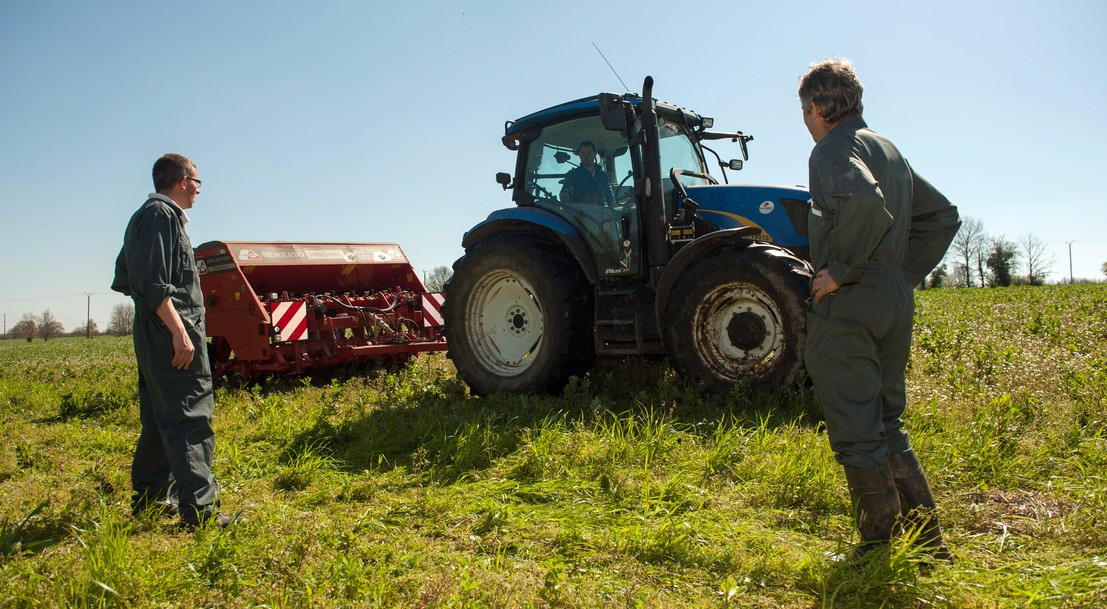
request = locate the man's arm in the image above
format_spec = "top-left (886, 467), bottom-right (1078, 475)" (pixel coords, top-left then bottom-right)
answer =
top-left (156, 296), bottom-right (195, 370)
top-left (601, 170), bottom-right (614, 204)
top-left (903, 170), bottom-right (961, 286)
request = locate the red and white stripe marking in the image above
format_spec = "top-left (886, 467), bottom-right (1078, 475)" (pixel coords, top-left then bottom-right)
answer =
top-left (422, 293), bottom-right (444, 327)
top-left (270, 301), bottom-right (308, 341)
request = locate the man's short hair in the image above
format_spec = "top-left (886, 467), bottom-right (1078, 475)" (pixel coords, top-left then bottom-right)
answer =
top-left (798, 58), bottom-right (864, 124)
top-left (577, 141), bottom-right (597, 154)
top-left (152, 153), bottom-right (196, 192)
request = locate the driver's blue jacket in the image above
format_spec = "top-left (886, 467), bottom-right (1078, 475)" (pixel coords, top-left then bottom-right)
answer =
top-left (560, 165), bottom-right (614, 204)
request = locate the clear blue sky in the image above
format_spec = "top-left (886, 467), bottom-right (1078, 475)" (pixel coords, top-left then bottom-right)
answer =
top-left (3, 0), bottom-right (1105, 332)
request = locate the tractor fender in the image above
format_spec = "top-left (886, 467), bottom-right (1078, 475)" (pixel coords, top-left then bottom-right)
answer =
top-left (654, 227), bottom-right (792, 336)
top-left (462, 207), bottom-right (599, 285)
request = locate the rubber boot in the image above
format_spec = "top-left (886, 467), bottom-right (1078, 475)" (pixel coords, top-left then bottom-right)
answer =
top-left (842, 464), bottom-right (902, 560)
top-left (888, 449), bottom-right (952, 561)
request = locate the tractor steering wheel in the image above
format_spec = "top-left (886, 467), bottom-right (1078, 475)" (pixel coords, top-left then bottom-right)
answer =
top-left (612, 172), bottom-right (634, 205)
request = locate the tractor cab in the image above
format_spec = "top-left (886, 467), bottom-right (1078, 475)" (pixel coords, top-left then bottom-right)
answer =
top-left (500, 94), bottom-right (716, 279)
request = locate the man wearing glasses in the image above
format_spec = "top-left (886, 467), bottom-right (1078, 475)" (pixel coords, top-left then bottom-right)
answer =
top-left (112, 153), bottom-right (234, 530)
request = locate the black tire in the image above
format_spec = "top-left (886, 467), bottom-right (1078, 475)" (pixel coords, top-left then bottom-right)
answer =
top-left (444, 234), bottom-right (594, 395)
top-left (663, 244), bottom-right (810, 394)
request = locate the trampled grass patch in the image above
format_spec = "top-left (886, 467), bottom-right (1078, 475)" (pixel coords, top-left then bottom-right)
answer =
top-left (1, 285), bottom-right (1106, 607)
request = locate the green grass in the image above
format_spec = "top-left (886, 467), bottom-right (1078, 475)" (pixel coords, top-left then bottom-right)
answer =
top-left (1, 284), bottom-right (1105, 608)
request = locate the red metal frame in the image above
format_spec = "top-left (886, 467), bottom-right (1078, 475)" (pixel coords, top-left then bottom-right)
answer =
top-left (195, 241), bottom-right (446, 380)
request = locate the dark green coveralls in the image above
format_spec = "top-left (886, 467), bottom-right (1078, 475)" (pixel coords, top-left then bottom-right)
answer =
top-left (111, 196), bottom-right (219, 521)
top-left (805, 115), bottom-right (960, 470)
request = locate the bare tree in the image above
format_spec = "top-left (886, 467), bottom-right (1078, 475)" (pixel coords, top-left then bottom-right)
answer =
top-left (950, 216), bottom-right (986, 287)
top-left (38, 310), bottom-right (65, 341)
top-left (108, 303), bottom-right (135, 336)
top-left (1102, 261), bottom-right (1107, 279)
top-left (12, 313), bottom-right (37, 341)
top-left (424, 265), bottom-right (453, 293)
top-left (949, 262), bottom-right (970, 288)
top-left (69, 319), bottom-right (99, 337)
top-left (1019, 232), bottom-right (1055, 286)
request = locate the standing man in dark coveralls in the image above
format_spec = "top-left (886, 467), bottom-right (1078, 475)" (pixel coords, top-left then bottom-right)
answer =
top-left (799, 59), bottom-right (960, 560)
top-left (112, 153), bottom-right (234, 529)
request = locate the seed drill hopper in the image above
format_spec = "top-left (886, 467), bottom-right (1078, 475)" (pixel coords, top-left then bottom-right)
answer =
top-left (194, 241), bottom-right (446, 381)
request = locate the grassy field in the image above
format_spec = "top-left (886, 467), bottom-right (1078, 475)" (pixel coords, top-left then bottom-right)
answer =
top-left (1, 285), bottom-right (1105, 608)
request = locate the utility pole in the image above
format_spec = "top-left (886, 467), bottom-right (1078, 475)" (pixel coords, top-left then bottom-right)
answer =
top-left (1066, 241), bottom-right (1075, 284)
top-left (86, 292), bottom-right (93, 338)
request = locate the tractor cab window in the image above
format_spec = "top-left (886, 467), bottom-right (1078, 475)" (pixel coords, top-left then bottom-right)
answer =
top-left (657, 117), bottom-right (710, 218)
top-left (524, 116), bottom-right (640, 276)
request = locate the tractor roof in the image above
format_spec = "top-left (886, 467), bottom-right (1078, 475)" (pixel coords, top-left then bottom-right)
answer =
top-left (504, 93), bottom-right (708, 139)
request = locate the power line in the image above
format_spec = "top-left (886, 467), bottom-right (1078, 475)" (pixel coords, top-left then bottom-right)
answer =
top-left (0, 291), bottom-right (116, 304)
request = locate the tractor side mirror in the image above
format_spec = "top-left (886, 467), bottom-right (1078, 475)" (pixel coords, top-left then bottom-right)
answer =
top-left (553, 151), bottom-right (571, 164)
top-left (599, 92), bottom-right (627, 131)
top-left (728, 159), bottom-right (743, 171)
top-left (495, 172), bottom-right (512, 190)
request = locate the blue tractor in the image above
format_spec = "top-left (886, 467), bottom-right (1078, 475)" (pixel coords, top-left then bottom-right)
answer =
top-left (445, 77), bottom-right (812, 395)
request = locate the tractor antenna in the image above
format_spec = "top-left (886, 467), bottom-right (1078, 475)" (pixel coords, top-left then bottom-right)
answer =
top-left (593, 43), bottom-right (630, 93)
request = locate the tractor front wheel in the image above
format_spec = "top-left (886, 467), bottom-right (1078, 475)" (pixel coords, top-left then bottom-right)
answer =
top-left (663, 244), bottom-right (810, 394)
top-left (444, 235), bottom-right (594, 396)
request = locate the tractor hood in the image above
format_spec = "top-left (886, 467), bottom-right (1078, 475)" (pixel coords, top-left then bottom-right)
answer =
top-left (685, 184), bottom-right (811, 249)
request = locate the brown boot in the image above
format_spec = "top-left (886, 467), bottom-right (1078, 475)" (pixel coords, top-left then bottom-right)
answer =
top-left (179, 506), bottom-right (244, 532)
top-left (888, 449), bottom-right (952, 561)
top-left (842, 464), bottom-right (902, 560)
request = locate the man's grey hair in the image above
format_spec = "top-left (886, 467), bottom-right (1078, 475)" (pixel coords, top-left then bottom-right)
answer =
top-left (798, 58), bottom-right (864, 123)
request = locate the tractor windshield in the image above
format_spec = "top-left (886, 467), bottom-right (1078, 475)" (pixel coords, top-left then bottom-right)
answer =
top-left (658, 117), bottom-right (709, 212)
top-left (523, 116), bottom-right (640, 276)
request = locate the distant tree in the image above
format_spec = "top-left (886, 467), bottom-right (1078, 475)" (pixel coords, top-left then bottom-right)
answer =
top-left (13, 313), bottom-right (37, 342)
top-left (950, 216), bottom-right (986, 287)
top-left (1101, 261), bottom-right (1107, 279)
top-left (1019, 232), bottom-right (1054, 286)
top-left (38, 310), bottom-right (65, 341)
top-left (108, 303), bottom-right (135, 336)
top-left (69, 319), bottom-right (99, 337)
top-left (985, 236), bottom-right (1018, 287)
top-left (928, 263), bottom-right (948, 289)
top-left (949, 262), bottom-right (970, 288)
top-left (424, 265), bottom-right (453, 293)
top-left (975, 245), bottom-right (988, 288)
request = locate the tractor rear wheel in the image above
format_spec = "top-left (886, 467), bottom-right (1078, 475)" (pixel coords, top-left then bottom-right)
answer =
top-left (444, 234), bottom-right (594, 396)
top-left (663, 244), bottom-right (810, 394)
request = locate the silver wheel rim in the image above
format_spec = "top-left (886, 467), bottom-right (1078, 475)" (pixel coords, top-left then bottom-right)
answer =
top-left (465, 269), bottom-right (544, 376)
top-left (692, 283), bottom-right (785, 382)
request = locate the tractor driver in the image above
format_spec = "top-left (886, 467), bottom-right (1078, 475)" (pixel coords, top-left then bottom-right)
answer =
top-left (560, 140), bottom-right (614, 205)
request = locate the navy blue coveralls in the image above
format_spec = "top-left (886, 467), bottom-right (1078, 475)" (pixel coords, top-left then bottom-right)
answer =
top-left (111, 196), bottom-right (220, 520)
top-left (805, 115), bottom-right (960, 469)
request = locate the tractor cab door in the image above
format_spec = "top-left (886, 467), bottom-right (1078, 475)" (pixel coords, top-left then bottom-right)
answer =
top-left (522, 116), bottom-right (641, 277)
top-left (656, 116), bottom-right (713, 224)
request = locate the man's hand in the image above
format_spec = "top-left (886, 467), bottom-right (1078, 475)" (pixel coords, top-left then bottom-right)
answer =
top-left (812, 268), bottom-right (841, 304)
top-left (170, 329), bottom-right (195, 370)
top-left (157, 296), bottom-right (195, 370)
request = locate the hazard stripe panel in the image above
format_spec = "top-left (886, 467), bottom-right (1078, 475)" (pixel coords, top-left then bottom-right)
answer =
top-left (422, 293), bottom-right (445, 327)
top-left (270, 301), bottom-right (308, 341)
